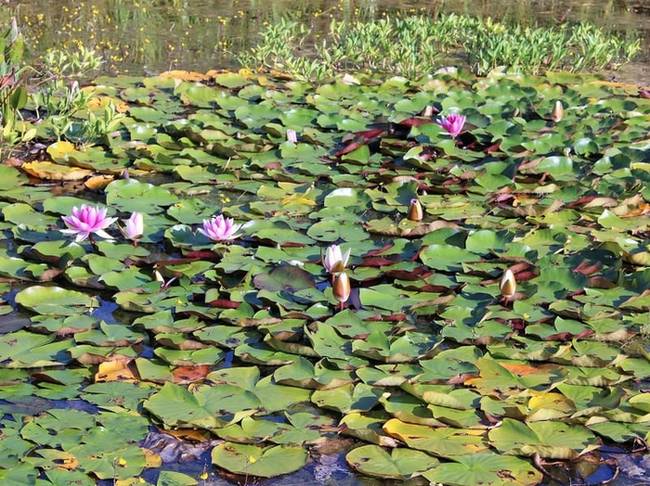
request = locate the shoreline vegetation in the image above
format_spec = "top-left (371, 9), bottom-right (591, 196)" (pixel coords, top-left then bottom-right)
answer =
top-left (239, 15), bottom-right (641, 80)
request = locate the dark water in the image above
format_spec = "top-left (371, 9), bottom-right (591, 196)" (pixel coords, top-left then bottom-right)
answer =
top-left (2, 0), bottom-right (649, 82)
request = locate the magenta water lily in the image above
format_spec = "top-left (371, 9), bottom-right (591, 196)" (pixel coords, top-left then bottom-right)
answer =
top-left (199, 215), bottom-right (242, 242)
top-left (437, 113), bottom-right (466, 138)
top-left (61, 205), bottom-right (117, 242)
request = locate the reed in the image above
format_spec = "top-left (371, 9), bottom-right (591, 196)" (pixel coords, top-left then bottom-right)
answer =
top-left (240, 14), bottom-right (641, 80)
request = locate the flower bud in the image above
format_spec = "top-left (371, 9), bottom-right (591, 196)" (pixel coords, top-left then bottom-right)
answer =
top-left (407, 199), bottom-right (424, 222)
top-left (500, 269), bottom-right (517, 299)
top-left (121, 212), bottom-right (144, 241)
top-left (333, 272), bottom-right (351, 304)
top-left (551, 101), bottom-right (564, 123)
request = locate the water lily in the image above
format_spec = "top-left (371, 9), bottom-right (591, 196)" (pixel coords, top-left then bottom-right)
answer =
top-left (61, 205), bottom-right (117, 242)
top-left (500, 269), bottom-right (517, 299)
top-left (198, 215), bottom-right (242, 242)
top-left (552, 100), bottom-right (564, 123)
top-left (322, 244), bottom-right (351, 274)
top-left (437, 113), bottom-right (466, 138)
top-left (407, 198), bottom-right (424, 222)
top-left (333, 271), bottom-right (351, 305)
top-left (121, 212), bottom-right (144, 241)
top-left (286, 129), bottom-right (298, 144)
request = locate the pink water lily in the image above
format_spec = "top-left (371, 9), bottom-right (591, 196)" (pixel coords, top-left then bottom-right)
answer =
top-left (437, 113), bottom-right (466, 138)
top-left (198, 215), bottom-right (242, 242)
top-left (121, 212), bottom-right (144, 241)
top-left (61, 205), bottom-right (117, 242)
top-left (323, 244), bottom-right (351, 274)
top-left (286, 129), bottom-right (298, 144)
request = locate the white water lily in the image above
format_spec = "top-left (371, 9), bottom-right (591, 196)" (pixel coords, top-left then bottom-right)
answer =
top-left (286, 129), bottom-right (298, 143)
top-left (322, 244), bottom-right (351, 274)
top-left (121, 212), bottom-right (144, 241)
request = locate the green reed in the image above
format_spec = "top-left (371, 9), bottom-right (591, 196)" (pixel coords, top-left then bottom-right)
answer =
top-left (240, 14), bottom-right (641, 80)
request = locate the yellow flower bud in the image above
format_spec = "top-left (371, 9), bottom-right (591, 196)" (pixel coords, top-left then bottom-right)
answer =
top-left (407, 198), bottom-right (424, 222)
top-left (333, 272), bottom-right (351, 304)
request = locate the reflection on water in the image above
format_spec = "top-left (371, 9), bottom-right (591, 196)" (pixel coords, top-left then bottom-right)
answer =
top-left (2, 0), bottom-right (649, 81)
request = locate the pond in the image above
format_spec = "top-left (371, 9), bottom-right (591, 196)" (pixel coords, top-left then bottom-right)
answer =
top-left (3, 0), bottom-right (650, 82)
top-left (1, 2), bottom-right (650, 486)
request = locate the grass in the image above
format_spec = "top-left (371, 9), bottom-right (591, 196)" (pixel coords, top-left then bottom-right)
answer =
top-left (239, 14), bottom-right (641, 80)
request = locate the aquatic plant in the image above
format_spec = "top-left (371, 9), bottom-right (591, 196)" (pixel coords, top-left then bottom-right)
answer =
top-left (499, 269), bottom-right (517, 300)
top-left (465, 21), bottom-right (641, 75)
top-left (198, 215), bottom-right (241, 241)
top-left (323, 244), bottom-right (351, 274)
top-left (332, 271), bottom-right (351, 305)
top-left (61, 204), bottom-right (116, 242)
top-left (407, 198), bottom-right (424, 222)
top-left (43, 45), bottom-right (103, 79)
top-left (241, 14), bottom-right (641, 79)
top-left (552, 100), bottom-right (564, 123)
top-left (120, 211), bottom-right (144, 241)
top-left (437, 113), bottom-right (466, 138)
top-left (0, 18), bottom-right (33, 152)
top-left (1, 68), bottom-right (649, 485)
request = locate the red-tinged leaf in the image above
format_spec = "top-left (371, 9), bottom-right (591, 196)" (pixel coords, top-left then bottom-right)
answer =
top-left (567, 195), bottom-right (598, 208)
top-left (639, 89), bottom-right (650, 99)
top-left (545, 332), bottom-right (574, 342)
top-left (574, 329), bottom-right (595, 340)
top-left (185, 250), bottom-right (219, 259)
top-left (420, 284), bottom-right (453, 292)
top-left (500, 362), bottom-right (541, 376)
top-left (442, 177), bottom-right (462, 187)
top-left (40, 268), bottom-right (64, 282)
top-left (172, 365), bottom-right (210, 384)
top-left (398, 117), bottom-right (433, 128)
top-left (587, 276), bottom-right (617, 289)
top-left (448, 373), bottom-right (478, 385)
top-left (335, 141), bottom-right (363, 157)
top-left (356, 128), bottom-right (386, 141)
top-left (359, 256), bottom-right (395, 267)
top-left (513, 270), bottom-right (537, 282)
top-left (484, 142), bottom-right (501, 154)
top-left (509, 319), bottom-right (526, 331)
top-left (385, 268), bottom-right (432, 281)
top-left (280, 241), bottom-right (307, 248)
top-left (568, 289), bottom-right (586, 298)
top-left (208, 299), bottom-right (241, 309)
top-left (509, 262), bottom-right (533, 274)
top-left (574, 260), bottom-right (601, 276)
top-left (494, 192), bottom-right (515, 204)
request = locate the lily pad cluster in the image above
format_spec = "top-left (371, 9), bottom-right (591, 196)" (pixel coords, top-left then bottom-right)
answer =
top-left (0, 68), bottom-right (649, 485)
